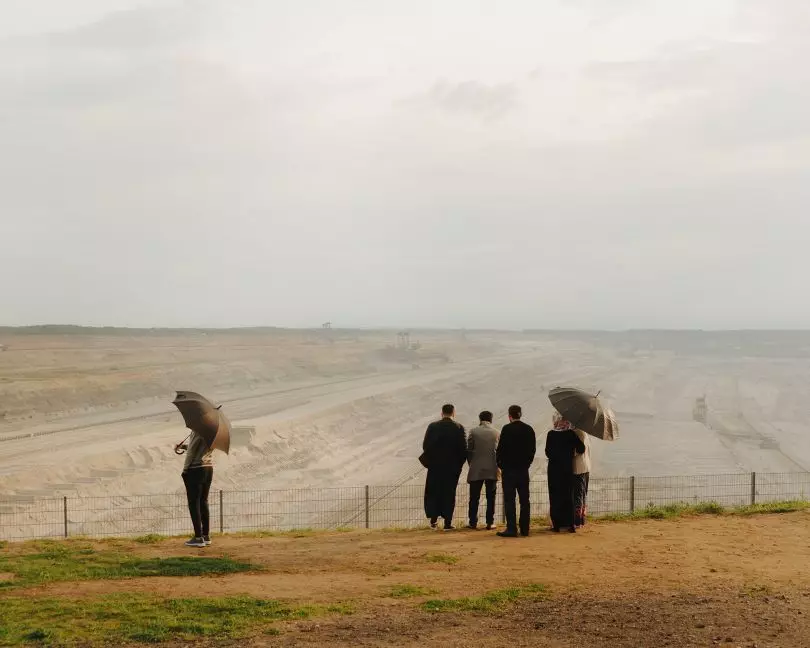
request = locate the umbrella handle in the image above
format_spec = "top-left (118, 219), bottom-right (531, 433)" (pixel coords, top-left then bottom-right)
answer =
top-left (174, 432), bottom-right (191, 455)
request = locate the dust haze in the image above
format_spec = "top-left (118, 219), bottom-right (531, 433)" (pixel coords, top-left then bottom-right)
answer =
top-left (2, 2), bottom-right (810, 535)
top-left (2, 328), bottom-right (809, 499)
top-left (1, 1), bottom-right (809, 328)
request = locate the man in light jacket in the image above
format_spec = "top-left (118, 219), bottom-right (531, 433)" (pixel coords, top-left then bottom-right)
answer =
top-left (466, 411), bottom-right (500, 530)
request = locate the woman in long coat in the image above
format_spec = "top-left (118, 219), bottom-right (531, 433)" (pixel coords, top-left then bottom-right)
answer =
top-left (545, 411), bottom-right (586, 533)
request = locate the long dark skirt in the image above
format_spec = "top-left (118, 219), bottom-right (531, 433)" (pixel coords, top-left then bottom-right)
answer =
top-left (573, 472), bottom-right (590, 527)
top-left (424, 469), bottom-right (461, 523)
top-left (547, 463), bottom-right (575, 529)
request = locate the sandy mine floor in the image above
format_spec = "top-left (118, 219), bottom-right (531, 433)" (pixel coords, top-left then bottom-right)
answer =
top-left (3, 329), bottom-right (810, 539)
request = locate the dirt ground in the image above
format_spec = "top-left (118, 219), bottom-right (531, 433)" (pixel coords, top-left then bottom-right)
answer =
top-left (13, 512), bottom-right (810, 647)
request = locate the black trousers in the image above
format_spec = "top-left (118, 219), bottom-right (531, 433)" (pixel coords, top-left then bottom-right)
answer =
top-left (468, 479), bottom-right (497, 527)
top-left (502, 469), bottom-right (531, 535)
top-left (182, 467), bottom-right (213, 538)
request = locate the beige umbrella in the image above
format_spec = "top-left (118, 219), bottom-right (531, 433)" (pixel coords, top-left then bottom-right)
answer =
top-left (548, 386), bottom-right (618, 441)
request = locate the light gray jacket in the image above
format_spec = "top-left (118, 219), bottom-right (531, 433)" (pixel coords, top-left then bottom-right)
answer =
top-left (466, 422), bottom-right (500, 482)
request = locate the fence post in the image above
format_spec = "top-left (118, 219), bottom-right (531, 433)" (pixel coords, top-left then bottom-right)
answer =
top-left (750, 472), bottom-right (756, 506)
top-left (629, 476), bottom-right (635, 513)
top-left (63, 496), bottom-right (68, 538)
top-left (364, 485), bottom-right (370, 529)
top-left (219, 490), bottom-right (224, 534)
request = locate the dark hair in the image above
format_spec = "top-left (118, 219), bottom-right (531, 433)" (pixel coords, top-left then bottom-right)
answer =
top-left (479, 411), bottom-right (493, 423)
top-left (508, 405), bottom-right (522, 419)
top-left (441, 403), bottom-right (455, 416)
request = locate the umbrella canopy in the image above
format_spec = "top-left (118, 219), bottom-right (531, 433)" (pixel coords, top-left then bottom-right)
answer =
top-left (172, 391), bottom-right (231, 454)
top-left (548, 387), bottom-right (618, 441)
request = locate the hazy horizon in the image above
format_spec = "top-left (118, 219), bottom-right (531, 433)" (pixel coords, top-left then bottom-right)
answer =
top-left (2, 1), bottom-right (808, 330)
top-left (3, 323), bottom-right (810, 333)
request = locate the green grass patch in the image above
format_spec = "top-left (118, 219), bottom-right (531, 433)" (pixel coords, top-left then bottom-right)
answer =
top-left (0, 594), bottom-right (351, 646)
top-left (594, 499), bottom-right (810, 523)
top-left (425, 553), bottom-right (459, 566)
top-left (386, 584), bottom-right (436, 598)
top-left (733, 500), bottom-right (810, 516)
top-left (233, 528), bottom-right (317, 539)
top-left (133, 534), bottom-right (166, 545)
top-left (423, 584), bottom-right (547, 613)
top-left (0, 543), bottom-right (255, 589)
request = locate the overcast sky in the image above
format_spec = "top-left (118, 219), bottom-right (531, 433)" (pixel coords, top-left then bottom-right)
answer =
top-left (1, 0), bottom-right (808, 329)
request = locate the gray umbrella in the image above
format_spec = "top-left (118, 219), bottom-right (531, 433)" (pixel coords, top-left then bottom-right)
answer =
top-left (548, 386), bottom-right (618, 441)
top-left (172, 391), bottom-right (231, 454)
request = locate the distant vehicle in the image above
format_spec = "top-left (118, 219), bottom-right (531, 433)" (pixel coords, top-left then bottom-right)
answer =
top-left (693, 396), bottom-right (707, 423)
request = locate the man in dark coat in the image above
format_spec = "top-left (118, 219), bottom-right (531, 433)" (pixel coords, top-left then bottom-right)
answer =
top-left (496, 404), bottom-right (536, 538)
top-left (422, 403), bottom-right (467, 530)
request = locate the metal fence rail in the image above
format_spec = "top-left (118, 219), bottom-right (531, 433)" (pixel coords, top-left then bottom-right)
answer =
top-left (1, 472), bottom-right (808, 541)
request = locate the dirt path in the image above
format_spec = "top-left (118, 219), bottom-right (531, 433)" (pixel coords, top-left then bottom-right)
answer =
top-left (9, 513), bottom-right (810, 646)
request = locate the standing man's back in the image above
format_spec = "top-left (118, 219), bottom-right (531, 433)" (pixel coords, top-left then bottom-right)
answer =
top-left (496, 405), bottom-right (536, 537)
top-left (422, 404), bottom-right (467, 530)
top-left (466, 411), bottom-right (500, 530)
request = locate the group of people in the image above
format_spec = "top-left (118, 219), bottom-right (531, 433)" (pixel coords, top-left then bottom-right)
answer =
top-left (421, 403), bottom-right (590, 536)
top-left (176, 401), bottom-right (590, 547)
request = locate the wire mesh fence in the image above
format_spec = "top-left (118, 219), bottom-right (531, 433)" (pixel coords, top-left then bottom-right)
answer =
top-left (1, 472), bottom-right (809, 541)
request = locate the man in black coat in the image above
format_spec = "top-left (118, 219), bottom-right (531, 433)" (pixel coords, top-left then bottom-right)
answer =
top-left (422, 403), bottom-right (467, 530)
top-left (496, 404), bottom-right (536, 537)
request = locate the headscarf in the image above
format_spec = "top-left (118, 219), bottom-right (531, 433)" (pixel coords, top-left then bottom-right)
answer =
top-left (552, 409), bottom-right (574, 431)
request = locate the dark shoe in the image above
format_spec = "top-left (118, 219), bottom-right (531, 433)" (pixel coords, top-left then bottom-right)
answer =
top-left (467, 524), bottom-right (478, 530)
top-left (185, 537), bottom-right (206, 547)
top-left (520, 531), bottom-right (530, 537)
top-left (551, 527), bottom-right (560, 533)
top-left (569, 526), bottom-right (577, 533)
top-left (202, 535), bottom-right (211, 546)
top-left (486, 524), bottom-right (495, 531)
top-left (430, 518), bottom-right (438, 530)
top-left (496, 531), bottom-right (519, 538)
top-left (443, 525), bottom-right (456, 531)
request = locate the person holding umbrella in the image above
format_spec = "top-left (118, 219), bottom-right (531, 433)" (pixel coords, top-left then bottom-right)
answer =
top-left (173, 391), bottom-right (231, 548)
top-left (572, 428), bottom-right (591, 527)
top-left (547, 387), bottom-right (618, 532)
top-left (545, 411), bottom-right (585, 532)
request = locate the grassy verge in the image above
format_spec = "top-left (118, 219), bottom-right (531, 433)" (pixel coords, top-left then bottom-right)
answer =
top-left (386, 584), bottom-right (437, 598)
top-left (593, 500), bottom-right (810, 522)
top-left (0, 594), bottom-right (353, 646)
top-left (0, 541), bottom-right (255, 589)
top-left (423, 584), bottom-right (547, 613)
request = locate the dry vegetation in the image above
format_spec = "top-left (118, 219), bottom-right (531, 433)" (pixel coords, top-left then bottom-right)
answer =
top-left (3, 510), bottom-right (810, 646)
